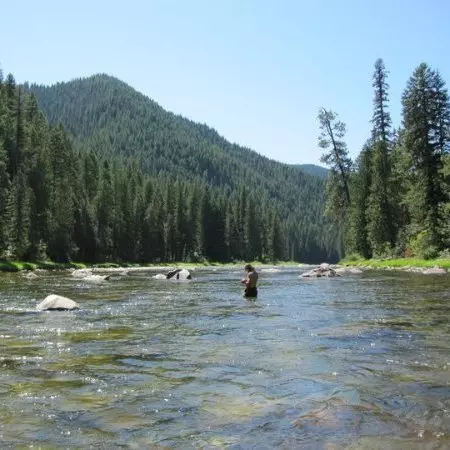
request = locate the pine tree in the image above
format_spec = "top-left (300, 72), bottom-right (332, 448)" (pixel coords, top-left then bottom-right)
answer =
top-left (318, 108), bottom-right (352, 224)
top-left (0, 142), bottom-right (10, 256)
top-left (46, 127), bottom-right (75, 261)
top-left (366, 59), bottom-right (395, 255)
top-left (349, 143), bottom-right (372, 258)
top-left (6, 169), bottom-right (31, 259)
top-left (96, 160), bottom-right (115, 260)
top-left (402, 63), bottom-right (450, 252)
top-left (186, 181), bottom-right (204, 260)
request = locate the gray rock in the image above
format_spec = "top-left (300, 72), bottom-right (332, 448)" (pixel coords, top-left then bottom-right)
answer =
top-left (37, 294), bottom-right (80, 311)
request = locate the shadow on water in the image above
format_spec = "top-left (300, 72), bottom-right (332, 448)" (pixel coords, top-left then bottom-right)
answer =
top-left (0, 267), bottom-right (449, 448)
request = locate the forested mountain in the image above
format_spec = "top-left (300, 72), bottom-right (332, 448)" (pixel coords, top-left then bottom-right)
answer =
top-left (295, 164), bottom-right (329, 179)
top-left (319, 59), bottom-right (450, 260)
top-left (0, 70), bottom-right (338, 264)
top-left (8, 73), bottom-right (339, 263)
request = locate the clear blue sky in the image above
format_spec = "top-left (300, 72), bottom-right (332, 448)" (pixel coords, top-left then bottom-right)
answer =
top-left (1, 0), bottom-right (449, 165)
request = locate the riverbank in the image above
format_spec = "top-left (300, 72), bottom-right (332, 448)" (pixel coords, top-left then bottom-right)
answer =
top-left (0, 259), bottom-right (304, 273)
top-left (339, 257), bottom-right (450, 272)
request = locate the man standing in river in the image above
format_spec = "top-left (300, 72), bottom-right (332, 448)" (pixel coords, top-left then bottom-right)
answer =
top-left (241, 264), bottom-right (258, 298)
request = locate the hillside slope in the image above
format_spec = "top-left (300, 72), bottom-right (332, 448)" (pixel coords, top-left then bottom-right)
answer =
top-left (296, 164), bottom-right (329, 179)
top-left (28, 74), bottom-right (339, 262)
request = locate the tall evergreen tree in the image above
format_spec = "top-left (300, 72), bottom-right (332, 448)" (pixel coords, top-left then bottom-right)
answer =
top-left (0, 142), bottom-right (10, 256)
top-left (366, 58), bottom-right (395, 255)
top-left (6, 169), bottom-right (31, 259)
top-left (46, 127), bottom-right (75, 261)
top-left (349, 143), bottom-right (372, 258)
top-left (96, 160), bottom-right (115, 260)
top-left (402, 63), bottom-right (450, 251)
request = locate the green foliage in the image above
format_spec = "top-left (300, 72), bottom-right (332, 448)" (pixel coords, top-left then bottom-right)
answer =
top-left (318, 108), bottom-right (352, 218)
top-left (347, 143), bottom-right (372, 258)
top-left (401, 63), bottom-right (450, 248)
top-left (409, 231), bottom-right (439, 260)
top-left (325, 60), bottom-right (450, 262)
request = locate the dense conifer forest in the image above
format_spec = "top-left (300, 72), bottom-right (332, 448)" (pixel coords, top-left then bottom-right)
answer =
top-left (0, 70), bottom-right (339, 264)
top-left (319, 59), bottom-right (450, 260)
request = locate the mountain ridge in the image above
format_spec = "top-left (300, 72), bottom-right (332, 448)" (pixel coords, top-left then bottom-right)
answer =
top-left (27, 73), bottom-right (339, 262)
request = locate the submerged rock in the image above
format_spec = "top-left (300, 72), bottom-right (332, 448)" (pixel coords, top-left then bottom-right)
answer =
top-left (71, 269), bottom-right (113, 282)
top-left (301, 263), bottom-right (339, 278)
top-left (82, 274), bottom-right (112, 283)
top-left (23, 272), bottom-right (38, 280)
top-left (37, 294), bottom-right (80, 311)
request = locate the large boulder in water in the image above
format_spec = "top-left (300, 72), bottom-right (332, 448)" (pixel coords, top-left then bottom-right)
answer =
top-left (37, 294), bottom-right (80, 311)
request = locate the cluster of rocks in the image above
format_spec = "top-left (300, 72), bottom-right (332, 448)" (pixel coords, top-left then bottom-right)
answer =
top-left (300, 263), bottom-right (364, 278)
top-left (300, 263), bottom-right (339, 278)
top-left (300, 262), bottom-right (447, 278)
top-left (36, 268), bottom-right (192, 312)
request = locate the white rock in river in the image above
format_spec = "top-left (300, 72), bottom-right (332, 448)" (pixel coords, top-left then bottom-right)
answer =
top-left (71, 269), bottom-right (93, 278)
top-left (153, 273), bottom-right (167, 280)
top-left (37, 294), bottom-right (80, 311)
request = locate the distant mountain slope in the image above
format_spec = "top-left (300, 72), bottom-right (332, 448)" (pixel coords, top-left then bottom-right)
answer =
top-left (296, 164), bottom-right (329, 179)
top-left (28, 74), bottom-right (339, 262)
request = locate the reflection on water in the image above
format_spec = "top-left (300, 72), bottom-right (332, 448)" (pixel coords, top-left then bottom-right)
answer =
top-left (0, 267), bottom-right (449, 448)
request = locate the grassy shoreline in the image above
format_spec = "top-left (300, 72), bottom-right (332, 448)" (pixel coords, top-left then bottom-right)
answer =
top-left (0, 260), bottom-right (303, 273)
top-left (339, 257), bottom-right (450, 270)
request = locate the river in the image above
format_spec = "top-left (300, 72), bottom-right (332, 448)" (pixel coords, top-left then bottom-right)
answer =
top-left (0, 266), bottom-right (449, 448)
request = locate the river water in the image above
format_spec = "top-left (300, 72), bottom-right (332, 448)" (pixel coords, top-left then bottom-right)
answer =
top-left (0, 266), bottom-right (449, 449)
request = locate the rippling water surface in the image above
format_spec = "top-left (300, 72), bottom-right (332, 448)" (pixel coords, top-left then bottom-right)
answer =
top-left (0, 266), bottom-right (449, 449)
